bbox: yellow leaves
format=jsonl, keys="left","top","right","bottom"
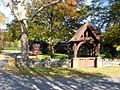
{"left": 0, "top": 54, "right": 6, "bottom": 59}
{"left": 32, "top": 0, "right": 43, "bottom": 8}
{"left": 0, "top": 12, "right": 5, "bottom": 24}
{"left": 66, "top": 0, "right": 77, "bottom": 6}
{"left": 116, "top": 45, "right": 120, "bottom": 51}
{"left": 32, "top": 0, "right": 59, "bottom": 8}
{"left": 51, "top": 1, "right": 78, "bottom": 18}
{"left": 54, "top": 21, "right": 61, "bottom": 26}
{"left": 7, "top": 57, "right": 15, "bottom": 67}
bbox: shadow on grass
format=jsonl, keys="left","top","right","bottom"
{"left": 7, "top": 66, "right": 109, "bottom": 78}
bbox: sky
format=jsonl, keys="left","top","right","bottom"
{"left": 0, "top": 0, "right": 106, "bottom": 29}
{"left": 0, "top": 0, "right": 92, "bottom": 23}
{"left": 0, "top": 0, "right": 14, "bottom": 24}
{"left": 0, "top": 0, "right": 13, "bottom": 29}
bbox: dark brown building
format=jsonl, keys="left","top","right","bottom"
{"left": 69, "top": 22, "right": 100, "bottom": 68}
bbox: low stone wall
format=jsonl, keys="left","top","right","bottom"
{"left": 15, "top": 57, "right": 120, "bottom": 68}
{"left": 24, "top": 59, "right": 72, "bottom": 68}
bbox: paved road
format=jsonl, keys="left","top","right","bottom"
{"left": 0, "top": 60, "right": 120, "bottom": 90}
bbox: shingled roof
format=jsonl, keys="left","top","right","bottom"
{"left": 69, "top": 22, "right": 100, "bottom": 42}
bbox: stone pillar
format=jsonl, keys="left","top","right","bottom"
{"left": 72, "top": 58, "right": 79, "bottom": 68}
{"left": 97, "top": 56, "right": 103, "bottom": 67}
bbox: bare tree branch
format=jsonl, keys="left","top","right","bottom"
{"left": 9, "top": 0, "right": 28, "bottom": 21}
{"left": 31, "top": 0, "right": 60, "bottom": 20}
{"left": 9, "top": 0, "right": 20, "bottom": 20}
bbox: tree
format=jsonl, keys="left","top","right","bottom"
{"left": 87, "top": 0, "right": 120, "bottom": 58}
{"left": 102, "top": 23, "right": 120, "bottom": 45}
{"left": 4, "top": 0, "right": 90, "bottom": 58}
{"left": 89, "top": 0, "right": 120, "bottom": 31}
{"left": 101, "top": 23, "right": 120, "bottom": 58}
{"left": 101, "top": 0, "right": 120, "bottom": 57}
{"left": 0, "top": 12, "right": 5, "bottom": 49}
{"left": 0, "top": 12, "right": 5, "bottom": 23}
{"left": 29, "top": 0, "right": 89, "bottom": 56}
{"left": 8, "top": 0, "right": 30, "bottom": 65}
{"left": 6, "top": 0, "right": 61, "bottom": 66}
{"left": 4, "top": 20, "right": 21, "bottom": 42}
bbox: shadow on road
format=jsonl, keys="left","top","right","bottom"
{"left": 0, "top": 69, "right": 120, "bottom": 90}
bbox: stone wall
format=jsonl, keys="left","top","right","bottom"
{"left": 26, "top": 59, "right": 72, "bottom": 68}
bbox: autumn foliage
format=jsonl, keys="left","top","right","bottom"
{"left": 51, "top": 0, "right": 79, "bottom": 18}
{"left": 0, "top": 12, "right": 5, "bottom": 23}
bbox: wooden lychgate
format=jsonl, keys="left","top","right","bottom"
{"left": 69, "top": 22, "right": 100, "bottom": 68}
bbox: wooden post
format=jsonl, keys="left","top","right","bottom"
{"left": 73, "top": 43, "right": 77, "bottom": 58}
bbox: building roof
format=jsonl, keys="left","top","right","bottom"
{"left": 69, "top": 22, "right": 100, "bottom": 42}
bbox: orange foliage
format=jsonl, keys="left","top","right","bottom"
{"left": 0, "top": 12, "right": 5, "bottom": 23}
{"left": 51, "top": 0, "right": 79, "bottom": 18}
{"left": 66, "top": 0, "right": 77, "bottom": 5}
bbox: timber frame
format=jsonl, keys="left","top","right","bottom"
{"left": 69, "top": 22, "right": 100, "bottom": 60}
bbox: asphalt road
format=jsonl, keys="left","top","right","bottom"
{"left": 0, "top": 60, "right": 120, "bottom": 90}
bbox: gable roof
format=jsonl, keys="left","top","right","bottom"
{"left": 69, "top": 22, "right": 100, "bottom": 42}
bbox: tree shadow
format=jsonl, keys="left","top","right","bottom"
{"left": 0, "top": 69, "right": 120, "bottom": 90}
{"left": 18, "top": 67, "right": 109, "bottom": 78}
{"left": 2, "top": 57, "right": 120, "bottom": 90}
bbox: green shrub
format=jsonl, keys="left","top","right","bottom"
{"left": 3, "top": 41, "right": 21, "bottom": 50}
{"left": 36, "top": 54, "right": 51, "bottom": 59}
{"left": 3, "top": 47, "right": 20, "bottom": 50}
{"left": 53, "top": 53, "right": 69, "bottom": 60}
{"left": 13, "top": 40, "right": 19, "bottom": 48}
{"left": 36, "top": 53, "right": 68, "bottom": 60}
{"left": 101, "top": 52, "right": 112, "bottom": 58}
{"left": 2, "top": 50, "right": 21, "bottom": 53}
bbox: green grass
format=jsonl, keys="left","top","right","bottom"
{"left": 79, "top": 66, "right": 120, "bottom": 78}
{"left": 54, "top": 53, "right": 69, "bottom": 60}
{"left": 0, "top": 54, "right": 8, "bottom": 59}
{"left": 2, "top": 50, "right": 21, "bottom": 53}
{"left": 36, "top": 53, "right": 69, "bottom": 59}
{"left": 5, "top": 65, "right": 120, "bottom": 78}
{"left": 2, "top": 49, "right": 68, "bottom": 60}
{"left": 3, "top": 47, "right": 20, "bottom": 50}
{"left": 36, "top": 54, "right": 51, "bottom": 59}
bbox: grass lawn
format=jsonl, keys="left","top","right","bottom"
{"left": 36, "top": 53, "right": 68, "bottom": 59}
{"left": 79, "top": 66, "right": 120, "bottom": 78}
{"left": 36, "top": 54, "right": 51, "bottom": 59}
{"left": 3, "top": 50, "right": 120, "bottom": 78}
{"left": 0, "top": 54, "right": 7, "bottom": 59}
{"left": 2, "top": 50, "right": 21, "bottom": 53}
{"left": 5, "top": 65, "right": 120, "bottom": 78}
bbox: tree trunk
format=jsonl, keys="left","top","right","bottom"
{"left": 51, "top": 45, "right": 55, "bottom": 58}
{"left": 20, "top": 20, "right": 29, "bottom": 64}
{"left": 49, "top": 45, "right": 55, "bottom": 58}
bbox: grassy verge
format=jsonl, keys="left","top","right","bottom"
{"left": 79, "top": 67, "right": 120, "bottom": 78}
{"left": 36, "top": 54, "right": 51, "bottom": 59}
{"left": 0, "top": 54, "right": 8, "bottom": 59}
{"left": 5, "top": 63, "right": 120, "bottom": 78}
{"left": 36, "top": 53, "right": 68, "bottom": 60}
{"left": 2, "top": 50, "right": 21, "bottom": 53}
